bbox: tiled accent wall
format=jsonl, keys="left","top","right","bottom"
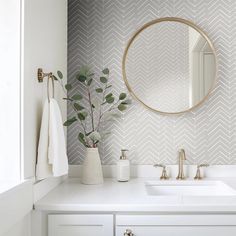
{"left": 68, "top": 0, "right": 236, "bottom": 165}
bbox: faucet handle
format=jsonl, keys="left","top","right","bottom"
{"left": 194, "top": 163, "right": 209, "bottom": 180}
{"left": 197, "top": 164, "right": 209, "bottom": 168}
{"left": 153, "top": 164, "right": 169, "bottom": 180}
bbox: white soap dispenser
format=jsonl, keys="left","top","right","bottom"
{"left": 117, "top": 149, "right": 130, "bottom": 182}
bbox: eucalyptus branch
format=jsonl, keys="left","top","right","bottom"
{"left": 57, "top": 80, "right": 87, "bottom": 135}
{"left": 96, "top": 82, "right": 109, "bottom": 131}
{"left": 56, "top": 67, "right": 131, "bottom": 148}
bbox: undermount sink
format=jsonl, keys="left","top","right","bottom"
{"left": 145, "top": 180, "right": 236, "bottom": 196}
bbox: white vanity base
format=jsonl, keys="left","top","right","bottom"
{"left": 33, "top": 177, "right": 236, "bottom": 236}
{"left": 33, "top": 211, "right": 236, "bottom": 236}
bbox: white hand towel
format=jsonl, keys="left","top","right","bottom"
{"left": 48, "top": 98, "right": 68, "bottom": 176}
{"left": 36, "top": 100, "right": 52, "bottom": 180}
{"left": 36, "top": 98, "right": 68, "bottom": 180}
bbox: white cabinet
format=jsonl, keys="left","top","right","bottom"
{"left": 48, "top": 213, "right": 236, "bottom": 236}
{"left": 116, "top": 215, "right": 236, "bottom": 236}
{"left": 48, "top": 214, "right": 113, "bottom": 236}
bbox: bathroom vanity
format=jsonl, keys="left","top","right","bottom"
{"left": 32, "top": 15, "right": 231, "bottom": 236}
{"left": 34, "top": 177, "right": 236, "bottom": 236}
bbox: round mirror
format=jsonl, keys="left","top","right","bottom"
{"left": 122, "top": 17, "right": 217, "bottom": 114}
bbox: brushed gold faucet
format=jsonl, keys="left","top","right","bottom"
{"left": 176, "top": 149, "right": 186, "bottom": 180}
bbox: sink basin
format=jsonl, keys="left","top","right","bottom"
{"left": 145, "top": 181, "right": 236, "bottom": 196}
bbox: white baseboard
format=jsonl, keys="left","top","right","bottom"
{"left": 69, "top": 165, "right": 236, "bottom": 178}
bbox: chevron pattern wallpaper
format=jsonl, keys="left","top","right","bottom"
{"left": 68, "top": 0, "right": 236, "bottom": 165}
{"left": 126, "top": 22, "right": 190, "bottom": 113}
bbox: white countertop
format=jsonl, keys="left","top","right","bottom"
{"left": 34, "top": 178, "right": 236, "bottom": 213}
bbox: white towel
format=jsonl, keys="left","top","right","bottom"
{"left": 36, "top": 98, "right": 68, "bottom": 180}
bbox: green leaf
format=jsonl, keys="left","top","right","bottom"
{"left": 106, "top": 85, "right": 112, "bottom": 89}
{"left": 87, "top": 78, "right": 93, "bottom": 86}
{"left": 78, "top": 132, "right": 87, "bottom": 147}
{"left": 119, "top": 93, "right": 127, "bottom": 100}
{"left": 52, "top": 75, "right": 58, "bottom": 81}
{"left": 63, "top": 97, "right": 73, "bottom": 102}
{"left": 57, "top": 70, "right": 63, "bottom": 79}
{"left": 102, "top": 68, "right": 109, "bottom": 75}
{"left": 88, "top": 73, "right": 95, "bottom": 77}
{"left": 106, "top": 96, "right": 115, "bottom": 104}
{"left": 65, "top": 84, "right": 72, "bottom": 90}
{"left": 72, "top": 94, "right": 83, "bottom": 100}
{"left": 100, "top": 76, "right": 107, "bottom": 83}
{"left": 76, "top": 74, "right": 87, "bottom": 82}
{"left": 95, "top": 88, "right": 103, "bottom": 93}
{"left": 105, "top": 93, "right": 113, "bottom": 99}
{"left": 63, "top": 117, "right": 77, "bottom": 126}
{"left": 118, "top": 104, "right": 127, "bottom": 111}
{"left": 85, "top": 131, "right": 93, "bottom": 136}
{"left": 78, "top": 112, "right": 88, "bottom": 120}
{"left": 74, "top": 103, "right": 84, "bottom": 111}
{"left": 121, "top": 99, "right": 132, "bottom": 105}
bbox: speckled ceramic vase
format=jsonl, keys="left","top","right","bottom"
{"left": 81, "top": 148, "right": 103, "bottom": 185}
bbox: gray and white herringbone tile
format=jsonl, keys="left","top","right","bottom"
{"left": 68, "top": 0, "right": 236, "bottom": 165}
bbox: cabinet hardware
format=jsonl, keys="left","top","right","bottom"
{"left": 124, "top": 229, "right": 134, "bottom": 236}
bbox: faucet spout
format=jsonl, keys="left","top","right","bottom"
{"left": 176, "top": 149, "right": 186, "bottom": 180}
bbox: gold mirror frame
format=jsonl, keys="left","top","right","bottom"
{"left": 122, "top": 17, "right": 218, "bottom": 115}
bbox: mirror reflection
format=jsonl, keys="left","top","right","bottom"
{"left": 124, "top": 19, "right": 216, "bottom": 114}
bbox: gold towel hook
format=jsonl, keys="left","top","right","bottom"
{"left": 37, "top": 68, "right": 55, "bottom": 102}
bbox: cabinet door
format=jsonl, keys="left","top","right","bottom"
{"left": 48, "top": 214, "right": 113, "bottom": 236}
{"left": 116, "top": 215, "right": 236, "bottom": 236}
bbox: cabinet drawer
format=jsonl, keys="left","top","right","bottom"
{"left": 116, "top": 226, "right": 236, "bottom": 236}
{"left": 116, "top": 215, "right": 236, "bottom": 236}
{"left": 116, "top": 214, "right": 236, "bottom": 226}
{"left": 48, "top": 214, "right": 113, "bottom": 236}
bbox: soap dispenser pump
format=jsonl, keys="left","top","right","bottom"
{"left": 117, "top": 149, "right": 130, "bottom": 182}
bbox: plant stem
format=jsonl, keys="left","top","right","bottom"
{"left": 96, "top": 83, "right": 108, "bottom": 131}
{"left": 57, "top": 80, "right": 87, "bottom": 136}
{"left": 87, "top": 86, "right": 95, "bottom": 132}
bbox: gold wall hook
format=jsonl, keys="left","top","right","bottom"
{"left": 37, "top": 68, "right": 53, "bottom": 82}
{"left": 37, "top": 68, "right": 55, "bottom": 102}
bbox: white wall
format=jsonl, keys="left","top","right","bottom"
{"left": 4, "top": 214, "right": 31, "bottom": 236}
{"left": 0, "top": 0, "right": 21, "bottom": 181}
{"left": 23, "top": 0, "right": 67, "bottom": 179}
{"left": 1, "top": 0, "right": 67, "bottom": 235}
